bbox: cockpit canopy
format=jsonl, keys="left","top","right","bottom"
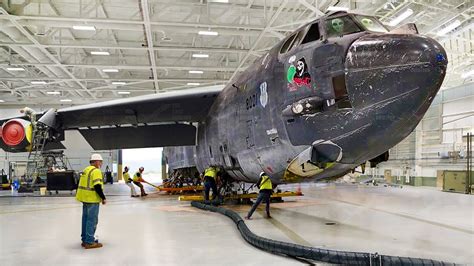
{"left": 280, "top": 13, "right": 388, "bottom": 54}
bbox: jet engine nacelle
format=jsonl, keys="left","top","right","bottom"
{"left": 0, "top": 119, "right": 33, "bottom": 152}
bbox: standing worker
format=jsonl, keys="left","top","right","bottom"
{"left": 132, "top": 167, "right": 148, "bottom": 197}
{"left": 76, "top": 154, "right": 107, "bottom": 249}
{"left": 245, "top": 172, "right": 273, "bottom": 220}
{"left": 202, "top": 166, "right": 219, "bottom": 201}
{"left": 123, "top": 166, "right": 138, "bottom": 197}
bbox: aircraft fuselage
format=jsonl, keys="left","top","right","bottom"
{"left": 169, "top": 12, "right": 447, "bottom": 184}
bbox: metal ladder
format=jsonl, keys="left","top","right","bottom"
{"left": 25, "top": 123, "right": 50, "bottom": 184}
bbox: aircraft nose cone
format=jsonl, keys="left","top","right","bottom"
{"left": 341, "top": 34, "right": 448, "bottom": 163}
{"left": 345, "top": 34, "right": 447, "bottom": 109}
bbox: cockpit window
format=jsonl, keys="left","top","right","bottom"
{"left": 325, "top": 16, "right": 362, "bottom": 38}
{"left": 355, "top": 15, "right": 388, "bottom": 33}
{"left": 301, "top": 23, "right": 320, "bottom": 44}
{"left": 280, "top": 34, "right": 296, "bottom": 54}
{"left": 280, "top": 30, "right": 306, "bottom": 54}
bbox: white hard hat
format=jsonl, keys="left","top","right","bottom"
{"left": 259, "top": 172, "right": 266, "bottom": 177}
{"left": 90, "top": 154, "right": 103, "bottom": 161}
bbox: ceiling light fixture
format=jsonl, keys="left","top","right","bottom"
{"left": 60, "top": 99, "right": 72, "bottom": 102}
{"left": 192, "top": 54, "right": 209, "bottom": 58}
{"left": 118, "top": 91, "right": 131, "bottom": 95}
{"left": 198, "top": 30, "right": 218, "bottom": 36}
{"left": 437, "top": 20, "right": 462, "bottom": 36}
{"left": 72, "top": 25, "right": 96, "bottom": 31}
{"left": 188, "top": 70, "right": 204, "bottom": 74}
{"left": 461, "top": 69, "right": 474, "bottom": 79}
{"left": 6, "top": 67, "right": 25, "bottom": 71}
{"left": 327, "top": 6, "right": 349, "bottom": 12}
{"left": 388, "top": 8, "right": 414, "bottom": 27}
{"left": 47, "top": 91, "right": 61, "bottom": 95}
{"left": 31, "top": 81, "right": 46, "bottom": 85}
{"left": 0, "top": 100, "right": 4, "bottom": 103}
{"left": 187, "top": 82, "right": 201, "bottom": 86}
{"left": 91, "top": 51, "right": 110, "bottom": 55}
{"left": 102, "top": 69, "right": 119, "bottom": 73}
{"left": 112, "top": 81, "right": 126, "bottom": 85}
{"left": 208, "top": 0, "right": 229, "bottom": 3}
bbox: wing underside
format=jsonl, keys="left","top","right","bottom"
{"left": 0, "top": 86, "right": 222, "bottom": 151}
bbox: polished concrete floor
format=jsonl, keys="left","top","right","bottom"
{"left": 0, "top": 183, "right": 472, "bottom": 265}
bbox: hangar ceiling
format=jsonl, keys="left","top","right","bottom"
{"left": 0, "top": 0, "right": 472, "bottom": 105}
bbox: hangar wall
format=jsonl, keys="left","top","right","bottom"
{"left": 376, "top": 83, "right": 473, "bottom": 186}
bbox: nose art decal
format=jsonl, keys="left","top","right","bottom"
{"left": 287, "top": 57, "right": 312, "bottom": 91}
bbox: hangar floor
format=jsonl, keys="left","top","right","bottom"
{"left": 0, "top": 183, "right": 472, "bottom": 265}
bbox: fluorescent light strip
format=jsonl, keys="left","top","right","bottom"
{"left": 31, "top": 81, "right": 46, "bottom": 85}
{"left": 198, "top": 30, "right": 218, "bottom": 36}
{"left": 102, "top": 69, "right": 119, "bottom": 73}
{"left": 188, "top": 70, "right": 204, "bottom": 74}
{"left": 461, "top": 69, "right": 474, "bottom": 79}
{"left": 208, "top": 0, "right": 229, "bottom": 3}
{"left": 187, "top": 83, "right": 201, "bottom": 86}
{"left": 118, "top": 91, "right": 131, "bottom": 95}
{"left": 91, "top": 51, "right": 110, "bottom": 55}
{"left": 112, "top": 82, "right": 126, "bottom": 85}
{"left": 72, "top": 25, "right": 96, "bottom": 31}
{"left": 388, "top": 8, "right": 414, "bottom": 27}
{"left": 437, "top": 20, "right": 462, "bottom": 36}
{"left": 47, "top": 91, "right": 61, "bottom": 95}
{"left": 192, "top": 54, "right": 209, "bottom": 58}
{"left": 6, "top": 67, "right": 25, "bottom": 71}
{"left": 327, "top": 6, "right": 349, "bottom": 12}
{"left": 60, "top": 99, "right": 72, "bottom": 102}
{"left": 0, "top": 100, "right": 4, "bottom": 103}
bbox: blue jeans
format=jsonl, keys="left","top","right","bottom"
{"left": 204, "top": 177, "right": 218, "bottom": 201}
{"left": 247, "top": 191, "right": 271, "bottom": 218}
{"left": 81, "top": 203, "right": 100, "bottom": 244}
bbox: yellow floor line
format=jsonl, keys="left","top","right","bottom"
{"left": 257, "top": 209, "right": 312, "bottom": 246}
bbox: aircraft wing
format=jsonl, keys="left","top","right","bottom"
{"left": 0, "top": 86, "right": 222, "bottom": 150}
{"left": 56, "top": 86, "right": 222, "bottom": 128}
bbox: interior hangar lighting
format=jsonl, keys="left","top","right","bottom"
{"left": 437, "top": 20, "right": 462, "bottom": 36}
{"left": 198, "top": 30, "right": 218, "bottom": 36}
{"left": 388, "top": 8, "right": 414, "bottom": 27}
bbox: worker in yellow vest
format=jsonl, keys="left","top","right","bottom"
{"left": 202, "top": 166, "right": 219, "bottom": 201}
{"left": 132, "top": 167, "right": 148, "bottom": 197}
{"left": 245, "top": 172, "right": 273, "bottom": 220}
{"left": 76, "top": 154, "right": 107, "bottom": 249}
{"left": 123, "top": 166, "right": 138, "bottom": 197}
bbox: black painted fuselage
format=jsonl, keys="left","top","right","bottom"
{"left": 166, "top": 12, "right": 448, "bottom": 184}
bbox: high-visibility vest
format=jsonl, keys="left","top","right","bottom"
{"left": 204, "top": 167, "right": 217, "bottom": 180}
{"left": 259, "top": 175, "right": 273, "bottom": 190}
{"left": 133, "top": 172, "right": 141, "bottom": 182}
{"left": 123, "top": 172, "right": 131, "bottom": 182}
{"left": 76, "top": 166, "right": 103, "bottom": 203}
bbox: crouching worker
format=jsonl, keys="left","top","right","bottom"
{"left": 245, "top": 172, "right": 273, "bottom": 220}
{"left": 123, "top": 166, "right": 138, "bottom": 197}
{"left": 133, "top": 167, "right": 148, "bottom": 197}
{"left": 202, "top": 166, "right": 219, "bottom": 201}
{"left": 76, "top": 154, "right": 107, "bottom": 249}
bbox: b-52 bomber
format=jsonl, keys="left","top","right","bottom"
{"left": 0, "top": 11, "right": 447, "bottom": 185}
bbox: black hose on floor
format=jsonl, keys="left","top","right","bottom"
{"left": 191, "top": 201, "right": 454, "bottom": 266}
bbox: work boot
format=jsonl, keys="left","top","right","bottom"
{"left": 244, "top": 216, "right": 252, "bottom": 220}
{"left": 142, "top": 193, "right": 148, "bottom": 196}
{"left": 81, "top": 239, "right": 98, "bottom": 247}
{"left": 266, "top": 213, "right": 272, "bottom": 219}
{"left": 83, "top": 242, "right": 103, "bottom": 249}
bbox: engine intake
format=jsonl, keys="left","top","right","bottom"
{"left": 0, "top": 119, "right": 33, "bottom": 152}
